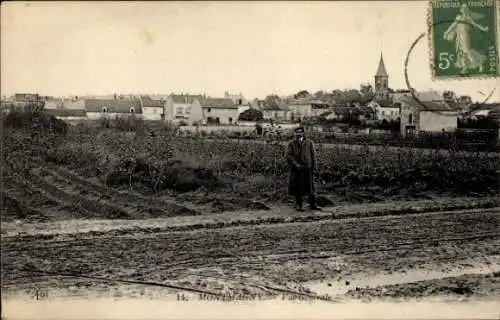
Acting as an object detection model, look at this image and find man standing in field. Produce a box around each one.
[286,126,322,212]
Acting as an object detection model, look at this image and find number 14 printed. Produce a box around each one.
[428,0,499,79]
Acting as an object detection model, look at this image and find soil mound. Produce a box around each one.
[105,157,221,194]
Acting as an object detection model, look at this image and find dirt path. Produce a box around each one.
[2,207,499,302]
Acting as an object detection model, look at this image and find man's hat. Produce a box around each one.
[294,126,305,133]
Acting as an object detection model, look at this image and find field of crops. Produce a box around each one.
[3,119,500,212]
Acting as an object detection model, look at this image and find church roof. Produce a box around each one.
[375,53,388,77]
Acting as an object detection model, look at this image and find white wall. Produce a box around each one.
[87,112,143,120]
[263,110,287,120]
[142,107,163,121]
[288,104,312,118]
[179,125,255,134]
[188,100,203,125]
[419,111,458,132]
[377,108,400,121]
[62,99,85,110]
[202,108,239,124]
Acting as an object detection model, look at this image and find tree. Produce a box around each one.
[314,90,325,100]
[264,95,281,106]
[331,90,346,105]
[360,83,375,104]
[294,90,311,100]
[238,108,263,121]
[359,83,373,96]
[344,89,362,104]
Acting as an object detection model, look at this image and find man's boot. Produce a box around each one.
[309,194,322,211]
[295,195,305,212]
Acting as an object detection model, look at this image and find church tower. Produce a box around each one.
[374,53,389,101]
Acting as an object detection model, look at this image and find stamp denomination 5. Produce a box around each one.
[428,0,499,79]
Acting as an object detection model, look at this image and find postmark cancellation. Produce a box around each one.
[428,0,499,80]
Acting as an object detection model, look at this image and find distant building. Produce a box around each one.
[287,99,312,121]
[139,96,165,121]
[200,98,239,125]
[252,99,266,111]
[468,102,500,120]
[261,100,289,121]
[224,91,251,116]
[374,53,390,101]
[61,98,86,110]
[368,100,400,121]
[399,96,459,136]
[4,93,44,111]
[165,94,204,122]
[84,99,142,120]
[310,100,331,117]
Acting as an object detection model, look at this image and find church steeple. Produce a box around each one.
[374,52,389,101]
[375,53,388,77]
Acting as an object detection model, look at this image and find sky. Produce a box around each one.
[1,1,499,102]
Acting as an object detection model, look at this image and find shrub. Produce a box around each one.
[2,109,68,136]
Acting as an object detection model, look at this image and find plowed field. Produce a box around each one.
[2,162,499,302]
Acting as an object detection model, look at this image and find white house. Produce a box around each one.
[287,99,312,121]
[43,99,64,109]
[224,91,251,116]
[399,96,458,136]
[165,94,204,122]
[262,101,289,121]
[200,98,239,125]
[368,100,400,121]
[139,96,165,121]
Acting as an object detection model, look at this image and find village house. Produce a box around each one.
[261,100,289,121]
[138,96,165,121]
[164,93,204,122]
[399,96,459,137]
[224,91,251,115]
[43,98,64,109]
[287,99,312,121]
[61,98,86,110]
[368,100,400,121]
[4,93,44,111]
[310,100,331,117]
[252,99,266,111]
[84,99,142,120]
[467,103,500,120]
[200,98,239,125]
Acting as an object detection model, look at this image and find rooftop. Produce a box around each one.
[84,99,142,113]
[375,53,388,77]
[400,96,456,112]
[200,98,238,109]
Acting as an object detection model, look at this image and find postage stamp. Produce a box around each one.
[428,0,499,79]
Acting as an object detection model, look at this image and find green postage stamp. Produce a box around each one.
[428,0,499,79]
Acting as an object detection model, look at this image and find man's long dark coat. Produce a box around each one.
[286,138,317,196]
